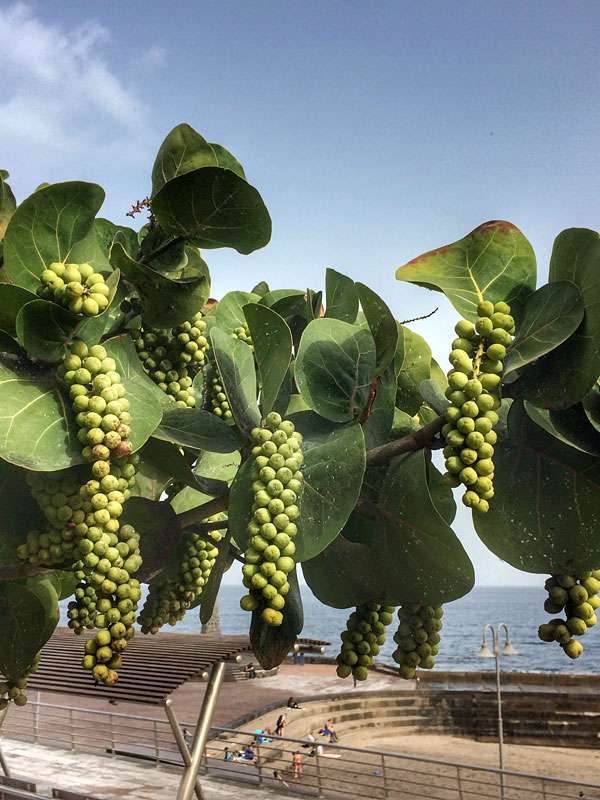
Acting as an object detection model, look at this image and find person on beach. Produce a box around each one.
[293,751,303,778]
[223,747,233,761]
[244,662,257,679]
[325,718,339,743]
[275,712,286,736]
[287,696,301,709]
[302,731,316,751]
[244,742,257,762]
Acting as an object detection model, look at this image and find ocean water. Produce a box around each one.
[60,583,600,674]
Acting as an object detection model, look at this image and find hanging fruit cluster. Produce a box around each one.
[37,262,110,316]
[441,300,515,513]
[538,572,600,659]
[335,602,395,682]
[392,603,444,679]
[240,412,303,626]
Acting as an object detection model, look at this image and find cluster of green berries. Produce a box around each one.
[538,572,600,659]
[392,604,444,679]
[239,412,303,627]
[232,322,253,347]
[139,520,223,633]
[210,375,232,418]
[0,652,41,710]
[57,339,140,685]
[131,312,208,407]
[335,602,394,682]
[37,262,111,317]
[441,300,515,513]
[19,468,88,567]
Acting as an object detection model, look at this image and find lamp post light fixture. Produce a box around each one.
[476,623,518,800]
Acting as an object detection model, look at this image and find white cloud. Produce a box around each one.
[0,3,158,184]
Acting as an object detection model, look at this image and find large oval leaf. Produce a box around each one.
[3,182,105,292]
[362,365,396,450]
[122,497,181,583]
[356,282,398,377]
[369,450,474,604]
[325,268,358,323]
[395,221,536,323]
[0,174,16,241]
[395,325,432,416]
[289,413,366,562]
[0,582,57,681]
[474,400,600,573]
[152,406,240,452]
[210,327,261,437]
[152,167,271,255]
[244,302,292,416]
[102,334,164,453]
[0,284,37,334]
[508,229,600,409]
[295,318,377,422]
[503,281,584,380]
[16,300,80,363]
[302,533,380,609]
[215,291,260,333]
[0,457,45,564]
[0,354,82,470]
[110,243,209,328]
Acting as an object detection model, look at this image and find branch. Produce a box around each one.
[184,519,229,535]
[399,307,438,326]
[176,491,230,530]
[365,413,446,466]
[0,563,48,581]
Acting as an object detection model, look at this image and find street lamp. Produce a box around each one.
[476,623,518,799]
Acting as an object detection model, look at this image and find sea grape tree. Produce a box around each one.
[0,123,599,702]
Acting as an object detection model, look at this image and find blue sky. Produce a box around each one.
[2,1,599,586]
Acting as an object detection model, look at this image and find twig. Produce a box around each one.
[399,307,438,326]
[176,492,230,530]
[365,413,446,466]
[126,197,151,218]
[184,520,229,535]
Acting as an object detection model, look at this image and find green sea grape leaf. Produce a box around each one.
[153,406,239,453]
[369,449,474,604]
[0,457,45,564]
[503,281,584,380]
[151,124,246,195]
[356,282,398,377]
[0,582,54,681]
[25,575,60,645]
[110,243,209,328]
[152,167,271,255]
[138,226,187,274]
[302,533,379,609]
[325,268,358,323]
[251,281,269,297]
[0,354,82,470]
[0,331,24,357]
[244,302,292,415]
[289,413,366,562]
[395,221,536,323]
[507,229,600,409]
[210,327,261,437]
[16,301,80,363]
[419,379,449,415]
[199,529,233,624]
[250,569,303,669]
[215,291,261,332]
[426,458,456,526]
[94,218,138,260]
[0,174,16,241]
[429,358,449,393]
[123,497,182,583]
[395,325,432,416]
[3,182,105,292]
[142,438,229,496]
[474,400,600,573]
[227,457,255,547]
[295,318,377,422]
[362,365,396,450]
[524,401,600,457]
[390,408,421,439]
[102,334,164,452]
[582,383,600,434]
[54,570,78,601]
[0,284,36,334]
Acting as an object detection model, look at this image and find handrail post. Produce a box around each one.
[456,764,464,800]
[163,698,203,800]
[315,752,324,797]
[109,713,115,757]
[69,708,75,751]
[33,693,40,744]
[176,660,226,800]
[255,742,263,785]
[380,753,390,798]
[153,719,160,766]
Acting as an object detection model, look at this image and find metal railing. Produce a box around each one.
[2,701,600,800]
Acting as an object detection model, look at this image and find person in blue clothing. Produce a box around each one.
[223,747,233,761]
[244,742,257,762]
